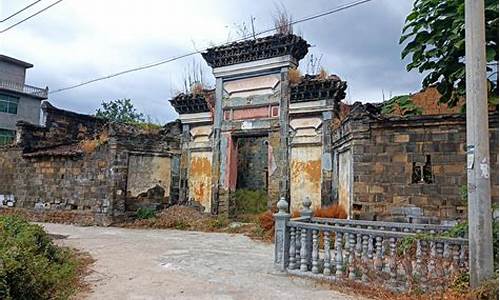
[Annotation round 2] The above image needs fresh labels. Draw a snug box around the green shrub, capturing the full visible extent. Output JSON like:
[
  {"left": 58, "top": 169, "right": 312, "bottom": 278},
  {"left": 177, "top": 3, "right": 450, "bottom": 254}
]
[
  {"left": 234, "top": 189, "right": 268, "bottom": 216},
  {"left": 136, "top": 207, "right": 156, "bottom": 219},
  {"left": 208, "top": 216, "right": 229, "bottom": 230},
  {"left": 0, "top": 215, "right": 79, "bottom": 300}
]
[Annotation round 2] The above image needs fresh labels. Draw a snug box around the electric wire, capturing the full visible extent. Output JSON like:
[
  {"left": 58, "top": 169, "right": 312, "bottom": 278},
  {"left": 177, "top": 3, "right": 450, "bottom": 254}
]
[
  {"left": 0, "top": 0, "right": 43, "bottom": 23},
  {"left": 49, "top": 0, "right": 376, "bottom": 94},
  {"left": 0, "top": 0, "right": 64, "bottom": 33}
]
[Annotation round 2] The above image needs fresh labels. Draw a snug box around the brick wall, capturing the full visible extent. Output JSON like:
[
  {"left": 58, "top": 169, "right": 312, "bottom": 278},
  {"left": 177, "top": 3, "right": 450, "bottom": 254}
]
[
  {"left": 333, "top": 109, "right": 498, "bottom": 222},
  {"left": 0, "top": 103, "right": 181, "bottom": 225}
]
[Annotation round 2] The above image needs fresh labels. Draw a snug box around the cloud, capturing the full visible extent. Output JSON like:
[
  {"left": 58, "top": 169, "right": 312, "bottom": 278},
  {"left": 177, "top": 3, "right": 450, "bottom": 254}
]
[{"left": 0, "top": 0, "right": 422, "bottom": 123}]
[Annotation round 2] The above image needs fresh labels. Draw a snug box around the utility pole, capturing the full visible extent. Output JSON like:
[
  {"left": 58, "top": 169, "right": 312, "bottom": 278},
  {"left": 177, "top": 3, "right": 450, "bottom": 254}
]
[{"left": 465, "top": 0, "right": 493, "bottom": 288}]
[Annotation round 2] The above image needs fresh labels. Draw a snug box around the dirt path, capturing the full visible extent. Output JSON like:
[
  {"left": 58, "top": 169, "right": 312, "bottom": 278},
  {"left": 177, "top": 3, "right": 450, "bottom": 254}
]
[{"left": 42, "top": 223, "right": 363, "bottom": 300}]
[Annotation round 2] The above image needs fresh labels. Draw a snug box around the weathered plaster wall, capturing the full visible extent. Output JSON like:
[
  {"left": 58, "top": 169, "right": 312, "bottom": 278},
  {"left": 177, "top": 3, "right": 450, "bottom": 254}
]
[
  {"left": 337, "top": 149, "right": 352, "bottom": 216},
  {"left": 125, "top": 154, "right": 172, "bottom": 210},
  {"left": 188, "top": 151, "right": 212, "bottom": 212},
  {"left": 127, "top": 154, "right": 171, "bottom": 198},
  {"left": 289, "top": 117, "right": 324, "bottom": 211},
  {"left": 290, "top": 146, "right": 322, "bottom": 212}
]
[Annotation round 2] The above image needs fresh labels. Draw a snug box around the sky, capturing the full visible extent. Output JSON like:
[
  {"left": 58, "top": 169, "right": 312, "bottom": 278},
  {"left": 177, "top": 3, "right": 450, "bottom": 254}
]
[{"left": 0, "top": 0, "right": 424, "bottom": 124}]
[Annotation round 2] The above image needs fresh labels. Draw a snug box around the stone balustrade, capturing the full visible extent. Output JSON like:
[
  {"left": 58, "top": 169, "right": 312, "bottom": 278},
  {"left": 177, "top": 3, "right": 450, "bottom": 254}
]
[
  {"left": 274, "top": 197, "right": 469, "bottom": 291},
  {"left": 0, "top": 79, "right": 48, "bottom": 98}
]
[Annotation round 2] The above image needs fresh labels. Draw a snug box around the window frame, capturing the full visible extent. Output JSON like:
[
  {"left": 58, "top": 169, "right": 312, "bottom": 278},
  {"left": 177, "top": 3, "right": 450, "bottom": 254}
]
[
  {"left": 0, "top": 93, "right": 19, "bottom": 115},
  {"left": 0, "top": 129, "right": 15, "bottom": 145}
]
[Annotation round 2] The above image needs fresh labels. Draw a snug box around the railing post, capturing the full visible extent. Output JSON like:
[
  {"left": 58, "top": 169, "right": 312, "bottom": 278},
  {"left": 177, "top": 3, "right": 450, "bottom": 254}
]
[
  {"left": 300, "top": 196, "right": 313, "bottom": 219},
  {"left": 274, "top": 197, "right": 290, "bottom": 271},
  {"left": 301, "top": 197, "right": 313, "bottom": 268}
]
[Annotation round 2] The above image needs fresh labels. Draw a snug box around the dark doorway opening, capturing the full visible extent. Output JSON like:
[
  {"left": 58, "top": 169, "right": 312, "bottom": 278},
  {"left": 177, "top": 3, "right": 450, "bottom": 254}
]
[{"left": 236, "top": 136, "right": 269, "bottom": 191}]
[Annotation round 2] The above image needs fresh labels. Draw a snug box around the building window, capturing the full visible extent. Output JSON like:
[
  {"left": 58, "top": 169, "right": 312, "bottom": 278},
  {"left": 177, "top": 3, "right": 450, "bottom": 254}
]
[
  {"left": 0, "top": 129, "right": 15, "bottom": 145},
  {"left": 0, "top": 94, "right": 19, "bottom": 114},
  {"left": 412, "top": 155, "right": 433, "bottom": 184}
]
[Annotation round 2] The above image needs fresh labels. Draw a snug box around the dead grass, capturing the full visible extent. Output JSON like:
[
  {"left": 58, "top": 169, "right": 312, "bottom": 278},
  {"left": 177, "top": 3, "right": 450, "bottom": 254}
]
[
  {"left": 190, "top": 82, "right": 204, "bottom": 95},
  {"left": 295, "top": 274, "right": 498, "bottom": 300},
  {"left": 317, "top": 67, "right": 329, "bottom": 80},
  {"left": 313, "top": 204, "right": 347, "bottom": 219},
  {"left": 122, "top": 205, "right": 211, "bottom": 230},
  {"left": 0, "top": 208, "right": 97, "bottom": 226},
  {"left": 68, "top": 249, "right": 96, "bottom": 300},
  {"left": 332, "top": 101, "right": 352, "bottom": 130},
  {"left": 289, "top": 68, "right": 302, "bottom": 84},
  {"left": 121, "top": 206, "right": 279, "bottom": 242},
  {"left": 80, "top": 130, "right": 109, "bottom": 154},
  {"left": 273, "top": 4, "right": 293, "bottom": 35}
]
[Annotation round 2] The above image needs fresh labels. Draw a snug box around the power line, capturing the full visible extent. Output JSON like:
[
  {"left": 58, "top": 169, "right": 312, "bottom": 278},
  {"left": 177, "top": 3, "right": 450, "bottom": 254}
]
[
  {"left": 1, "top": 0, "right": 43, "bottom": 23},
  {"left": 0, "top": 0, "right": 64, "bottom": 33},
  {"left": 50, "top": 0, "right": 376, "bottom": 94}
]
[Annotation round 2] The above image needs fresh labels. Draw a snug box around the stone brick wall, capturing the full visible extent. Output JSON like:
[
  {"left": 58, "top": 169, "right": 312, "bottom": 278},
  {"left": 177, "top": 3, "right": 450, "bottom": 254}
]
[
  {"left": 18, "top": 102, "right": 106, "bottom": 151},
  {"left": 0, "top": 103, "right": 181, "bottom": 225},
  {"left": 333, "top": 107, "right": 499, "bottom": 223},
  {"left": 9, "top": 144, "right": 113, "bottom": 211}
]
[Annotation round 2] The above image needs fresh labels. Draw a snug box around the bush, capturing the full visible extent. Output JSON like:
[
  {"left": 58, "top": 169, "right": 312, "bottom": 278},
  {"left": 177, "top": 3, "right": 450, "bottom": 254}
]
[
  {"left": 207, "top": 216, "right": 229, "bottom": 230},
  {"left": 258, "top": 211, "right": 275, "bottom": 232},
  {"left": 0, "top": 215, "right": 80, "bottom": 300},
  {"left": 313, "top": 204, "right": 347, "bottom": 219},
  {"left": 234, "top": 189, "right": 268, "bottom": 216},
  {"left": 136, "top": 207, "right": 156, "bottom": 219}
]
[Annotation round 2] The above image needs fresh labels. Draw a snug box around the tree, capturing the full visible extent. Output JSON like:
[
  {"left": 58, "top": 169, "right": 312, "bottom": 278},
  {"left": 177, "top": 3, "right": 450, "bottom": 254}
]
[
  {"left": 95, "top": 99, "right": 145, "bottom": 124},
  {"left": 400, "top": 0, "right": 498, "bottom": 107}
]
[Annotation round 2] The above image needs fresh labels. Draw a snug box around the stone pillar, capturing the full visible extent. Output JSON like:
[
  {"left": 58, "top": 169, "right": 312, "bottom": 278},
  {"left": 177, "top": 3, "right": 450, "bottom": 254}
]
[
  {"left": 274, "top": 197, "right": 290, "bottom": 271},
  {"left": 322, "top": 111, "right": 334, "bottom": 206},
  {"left": 178, "top": 124, "right": 191, "bottom": 205},
  {"left": 278, "top": 67, "right": 290, "bottom": 201},
  {"left": 211, "top": 77, "right": 224, "bottom": 215}
]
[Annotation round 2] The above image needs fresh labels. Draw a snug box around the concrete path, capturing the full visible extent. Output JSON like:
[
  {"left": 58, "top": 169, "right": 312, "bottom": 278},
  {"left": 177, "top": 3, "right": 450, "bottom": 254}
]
[{"left": 42, "top": 223, "right": 363, "bottom": 300}]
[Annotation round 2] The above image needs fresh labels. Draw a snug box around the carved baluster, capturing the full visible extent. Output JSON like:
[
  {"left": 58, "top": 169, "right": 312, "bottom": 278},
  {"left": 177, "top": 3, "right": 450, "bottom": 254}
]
[
  {"left": 312, "top": 229, "right": 319, "bottom": 274},
  {"left": 443, "top": 241, "right": 450, "bottom": 275},
  {"left": 414, "top": 229, "right": 422, "bottom": 277},
  {"left": 380, "top": 226, "right": 386, "bottom": 262},
  {"left": 361, "top": 234, "right": 369, "bottom": 282},
  {"left": 335, "top": 231, "right": 344, "bottom": 277},
  {"left": 300, "top": 228, "right": 308, "bottom": 272},
  {"left": 428, "top": 231, "right": 436, "bottom": 275},
  {"left": 436, "top": 241, "right": 444, "bottom": 277},
  {"left": 459, "top": 244, "right": 466, "bottom": 268},
  {"left": 288, "top": 227, "right": 296, "bottom": 270},
  {"left": 375, "top": 235, "right": 383, "bottom": 271},
  {"left": 443, "top": 242, "right": 450, "bottom": 259},
  {"left": 323, "top": 231, "right": 332, "bottom": 276},
  {"left": 348, "top": 232, "right": 356, "bottom": 279},
  {"left": 389, "top": 228, "right": 397, "bottom": 283},
  {"left": 344, "top": 228, "right": 350, "bottom": 261},
  {"left": 367, "top": 226, "right": 374, "bottom": 262},
  {"left": 295, "top": 229, "right": 301, "bottom": 261},
  {"left": 451, "top": 243, "right": 460, "bottom": 273},
  {"left": 356, "top": 226, "right": 362, "bottom": 260}
]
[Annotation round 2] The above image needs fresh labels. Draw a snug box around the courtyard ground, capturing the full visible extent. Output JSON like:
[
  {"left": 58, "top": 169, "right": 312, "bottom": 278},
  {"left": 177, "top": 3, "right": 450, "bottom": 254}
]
[{"left": 42, "top": 223, "right": 364, "bottom": 300}]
